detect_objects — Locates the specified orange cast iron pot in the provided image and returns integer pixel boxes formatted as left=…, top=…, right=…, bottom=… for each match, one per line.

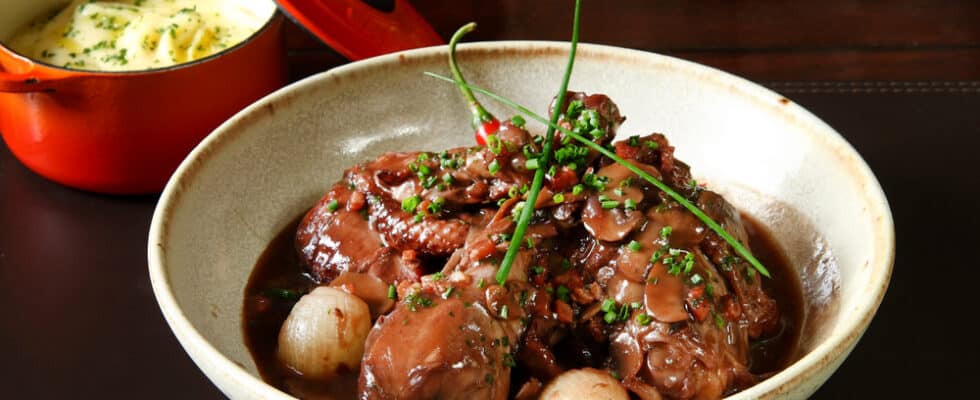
left=0, top=13, right=288, bottom=194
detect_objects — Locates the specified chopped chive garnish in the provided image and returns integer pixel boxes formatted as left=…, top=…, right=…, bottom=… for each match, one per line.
left=402, top=195, right=421, bottom=212
left=525, top=158, right=541, bottom=170
left=499, top=305, right=510, bottom=319
left=601, top=298, right=617, bottom=313
left=651, top=248, right=665, bottom=263
left=624, top=198, right=637, bottom=210
left=443, top=286, right=455, bottom=299
left=556, top=285, right=570, bottom=302
left=428, top=197, right=446, bottom=214
left=684, top=253, right=695, bottom=274
left=714, top=312, right=726, bottom=329
left=486, top=134, right=503, bottom=154
left=635, top=313, right=652, bottom=325
left=422, top=75, right=773, bottom=278
left=604, top=311, right=618, bottom=324
left=601, top=199, right=620, bottom=209
left=488, top=159, right=501, bottom=175
left=326, top=199, right=339, bottom=212
left=511, top=115, right=526, bottom=127
left=660, top=226, right=673, bottom=238
left=553, top=193, right=565, bottom=204
left=572, top=184, right=584, bottom=196
left=566, top=100, right=584, bottom=118
left=387, top=284, right=397, bottom=299
left=627, top=240, right=642, bottom=252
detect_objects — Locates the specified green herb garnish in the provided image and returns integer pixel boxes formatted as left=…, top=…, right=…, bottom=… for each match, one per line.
left=401, top=195, right=421, bottom=212
left=627, top=240, right=642, bottom=252
left=420, top=78, right=773, bottom=278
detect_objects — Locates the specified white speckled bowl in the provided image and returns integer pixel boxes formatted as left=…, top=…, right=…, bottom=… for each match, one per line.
left=148, top=42, right=894, bottom=399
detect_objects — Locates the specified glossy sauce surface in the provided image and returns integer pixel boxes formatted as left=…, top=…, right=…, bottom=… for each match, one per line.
left=242, top=213, right=804, bottom=399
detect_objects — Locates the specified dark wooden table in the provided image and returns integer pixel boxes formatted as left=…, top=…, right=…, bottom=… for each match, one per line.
left=2, top=1, right=978, bottom=397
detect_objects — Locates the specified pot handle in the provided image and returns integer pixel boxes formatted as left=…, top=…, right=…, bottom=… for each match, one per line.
left=276, top=0, right=443, bottom=60
left=0, top=68, right=75, bottom=93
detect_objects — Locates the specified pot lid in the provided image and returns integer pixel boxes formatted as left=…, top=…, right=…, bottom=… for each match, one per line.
left=274, top=0, right=443, bottom=60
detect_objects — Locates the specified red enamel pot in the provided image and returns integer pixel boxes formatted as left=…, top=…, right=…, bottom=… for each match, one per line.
left=0, top=0, right=441, bottom=194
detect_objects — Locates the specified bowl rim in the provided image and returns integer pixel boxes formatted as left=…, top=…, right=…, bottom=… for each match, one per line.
left=148, top=40, right=895, bottom=399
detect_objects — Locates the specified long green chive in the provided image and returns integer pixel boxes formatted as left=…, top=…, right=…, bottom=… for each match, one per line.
left=482, top=0, right=582, bottom=286
left=421, top=77, right=772, bottom=278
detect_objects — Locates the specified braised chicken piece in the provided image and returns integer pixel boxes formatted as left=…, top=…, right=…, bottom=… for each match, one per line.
left=245, top=92, right=800, bottom=400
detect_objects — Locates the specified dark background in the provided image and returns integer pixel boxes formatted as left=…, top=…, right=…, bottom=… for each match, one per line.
left=2, top=0, right=979, bottom=397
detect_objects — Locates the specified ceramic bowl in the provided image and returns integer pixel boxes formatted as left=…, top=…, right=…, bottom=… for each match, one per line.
left=148, top=41, right=894, bottom=399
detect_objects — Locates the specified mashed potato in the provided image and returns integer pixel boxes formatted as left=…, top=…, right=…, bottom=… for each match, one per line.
left=7, top=0, right=275, bottom=71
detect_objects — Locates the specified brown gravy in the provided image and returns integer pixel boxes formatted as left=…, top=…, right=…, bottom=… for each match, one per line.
left=242, top=213, right=804, bottom=399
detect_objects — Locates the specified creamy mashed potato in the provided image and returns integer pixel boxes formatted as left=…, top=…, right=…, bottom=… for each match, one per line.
left=7, top=0, right=275, bottom=71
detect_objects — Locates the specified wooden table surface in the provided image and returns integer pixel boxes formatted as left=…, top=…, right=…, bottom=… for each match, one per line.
left=2, top=1, right=978, bottom=398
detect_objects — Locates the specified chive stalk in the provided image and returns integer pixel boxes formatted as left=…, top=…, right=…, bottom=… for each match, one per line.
left=491, top=0, right=583, bottom=286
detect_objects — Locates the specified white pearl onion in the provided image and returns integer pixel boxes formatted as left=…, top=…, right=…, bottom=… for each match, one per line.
left=277, top=286, right=371, bottom=379
left=539, top=368, right=630, bottom=400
